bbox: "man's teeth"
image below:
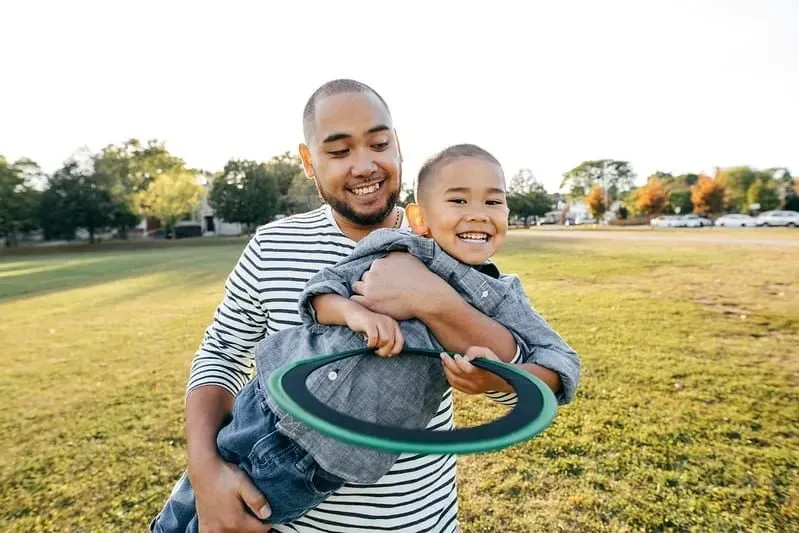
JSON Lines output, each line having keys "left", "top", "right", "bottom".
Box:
{"left": 352, "top": 182, "right": 381, "bottom": 196}
{"left": 459, "top": 232, "right": 489, "bottom": 241}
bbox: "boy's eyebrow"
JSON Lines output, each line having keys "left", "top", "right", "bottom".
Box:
{"left": 321, "top": 125, "right": 390, "bottom": 144}
{"left": 444, "top": 187, "right": 506, "bottom": 194}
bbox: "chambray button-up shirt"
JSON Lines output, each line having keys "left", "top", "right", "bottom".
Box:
{"left": 255, "top": 229, "right": 580, "bottom": 483}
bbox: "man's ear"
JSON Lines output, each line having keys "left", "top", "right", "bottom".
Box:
{"left": 405, "top": 203, "right": 430, "bottom": 236}
{"left": 299, "top": 143, "right": 315, "bottom": 179}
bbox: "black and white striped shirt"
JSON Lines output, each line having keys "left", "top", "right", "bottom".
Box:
{"left": 188, "top": 205, "right": 518, "bottom": 532}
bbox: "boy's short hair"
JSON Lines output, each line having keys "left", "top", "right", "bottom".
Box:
{"left": 303, "top": 79, "right": 391, "bottom": 143}
{"left": 415, "top": 144, "right": 504, "bottom": 200}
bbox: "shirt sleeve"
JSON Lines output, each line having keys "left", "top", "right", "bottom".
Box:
{"left": 485, "top": 274, "right": 581, "bottom": 405}
{"left": 186, "top": 235, "right": 269, "bottom": 397}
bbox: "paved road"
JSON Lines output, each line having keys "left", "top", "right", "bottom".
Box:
{"left": 518, "top": 229, "right": 799, "bottom": 247}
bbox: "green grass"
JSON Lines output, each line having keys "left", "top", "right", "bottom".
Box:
{"left": 1, "top": 235, "right": 797, "bottom": 531}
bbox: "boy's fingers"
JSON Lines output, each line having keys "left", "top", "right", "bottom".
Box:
{"left": 391, "top": 325, "right": 404, "bottom": 355}
{"left": 454, "top": 354, "right": 476, "bottom": 374}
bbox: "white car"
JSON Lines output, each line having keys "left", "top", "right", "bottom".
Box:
{"left": 650, "top": 215, "right": 682, "bottom": 228}
{"left": 756, "top": 210, "right": 799, "bottom": 227}
{"left": 680, "top": 214, "right": 714, "bottom": 227}
{"left": 714, "top": 214, "right": 757, "bottom": 227}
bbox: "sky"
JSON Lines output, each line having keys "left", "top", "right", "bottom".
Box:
{"left": 2, "top": 0, "right": 798, "bottom": 193}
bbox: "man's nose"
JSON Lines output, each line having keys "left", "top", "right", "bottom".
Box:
{"left": 350, "top": 149, "right": 377, "bottom": 177}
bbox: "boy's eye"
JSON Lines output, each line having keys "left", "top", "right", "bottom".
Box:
{"left": 486, "top": 200, "right": 505, "bottom": 205}
{"left": 447, "top": 198, "right": 467, "bottom": 205}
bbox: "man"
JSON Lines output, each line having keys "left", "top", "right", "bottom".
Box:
{"left": 180, "top": 79, "right": 564, "bottom": 533}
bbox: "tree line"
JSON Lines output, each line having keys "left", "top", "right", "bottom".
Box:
{"left": 2, "top": 143, "right": 798, "bottom": 246}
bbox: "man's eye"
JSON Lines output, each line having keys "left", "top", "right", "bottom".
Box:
{"left": 328, "top": 149, "right": 349, "bottom": 157}
{"left": 372, "top": 141, "right": 389, "bottom": 150}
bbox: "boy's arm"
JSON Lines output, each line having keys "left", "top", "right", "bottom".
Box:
{"left": 311, "top": 293, "right": 360, "bottom": 326}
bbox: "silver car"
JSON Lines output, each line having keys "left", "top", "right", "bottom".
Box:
{"left": 680, "top": 214, "right": 714, "bottom": 227}
{"left": 756, "top": 210, "right": 799, "bottom": 227}
{"left": 715, "top": 214, "right": 757, "bottom": 227}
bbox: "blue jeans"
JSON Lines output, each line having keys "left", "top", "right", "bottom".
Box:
{"left": 150, "top": 379, "right": 345, "bottom": 531}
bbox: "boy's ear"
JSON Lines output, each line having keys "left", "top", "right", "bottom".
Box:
{"left": 405, "top": 203, "right": 430, "bottom": 236}
{"left": 299, "top": 143, "right": 315, "bottom": 179}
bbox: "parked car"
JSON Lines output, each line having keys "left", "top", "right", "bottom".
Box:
{"left": 680, "top": 214, "right": 713, "bottom": 227}
{"left": 714, "top": 214, "right": 757, "bottom": 227}
{"left": 756, "top": 210, "right": 799, "bottom": 227}
{"left": 650, "top": 215, "right": 682, "bottom": 228}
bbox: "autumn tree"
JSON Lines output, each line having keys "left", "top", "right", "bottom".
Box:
{"left": 691, "top": 174, "right": 727, "bottom": 215}
{"left": 635, "top": 177, "right": 671, "bottom": 216}
{"left": 586, "top": 184, "right": 607, "bottom": 219}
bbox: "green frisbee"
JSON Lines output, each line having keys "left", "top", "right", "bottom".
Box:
{"left": 266, "top": 347, "right": 558, "bottom": 454}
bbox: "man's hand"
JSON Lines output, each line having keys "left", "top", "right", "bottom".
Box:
{"left": 191, "top": 456, "right": 272, "bottom": 533}
{"left": 440, "top": 346, "right": 507, "bottom": 394}
{"left": 345, "top": 306, "right": 404, "bottom": 357}
{"left": 351, "top": 252, "right": 450, "bottom": 321}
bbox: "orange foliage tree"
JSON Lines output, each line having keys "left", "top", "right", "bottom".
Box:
{"left": 635, "top": 177, "right": 671, "bottom": 215}
{"left": 586, "top": 184, "right": 607, "bottom": 219}
{"left": 691, "top": 174, "right": 727, "bottom": 215}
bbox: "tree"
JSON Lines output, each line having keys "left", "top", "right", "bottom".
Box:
{"left": 747, "top": 179, "right": 780, "bottom": 212}
{"left": 586, "top": 184, "right": 607, "bottom": 219}
{"left": 635, "top": 177, "right": 670, "bottom": 216}
{"left": 715, "top": 166, "right": 759, "bottom": 212}
{"left": 561, "top": 160, "right": 636, "bottom": 202}
{"left": 668, "top": 190, "right": 693, "bottom": 214}
{"left": 94, "top": 138, "right": 188, "bottom": 235}
{"left": 134, "top": 170, "right": 203, "bottom": 231}
{"left": 39, "top": 159, "right": 115, "bottom": 243}
{"left": 397, "top": 186, "right": 415, "bottom": 208}
{"left": 506, "top": 169, "right": 552, "bottom": 226}
{"left": 282, "top": 171, "right": 323, "bottom": 214}
{"left": 266, "top": 152, "right": 304, "bottom": 197}
{"left": 691, "top": 174, "right": 727, "bottom": 215}
{"left": 0, "top": 156, "right": 42, "bottom": 245}
{"left": 208, "top": 159, "right": 281, "bottom": 231}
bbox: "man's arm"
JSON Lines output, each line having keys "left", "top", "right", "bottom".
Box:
{"left": 350, "top": 252, "right": 517, "bottom": 360}
{"left": 184, "top": 236, "right": 273, "bottom": 531}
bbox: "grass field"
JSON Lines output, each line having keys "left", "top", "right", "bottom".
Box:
{"left": 1, "top": 233, "right": 797, "bottom": 532}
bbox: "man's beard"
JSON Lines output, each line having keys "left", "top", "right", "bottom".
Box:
{"left": 316, "top": 180, "right": 400, "bottom": 227}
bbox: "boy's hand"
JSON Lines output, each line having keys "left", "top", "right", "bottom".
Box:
{"left": 346, "top": 307, "right": 404, "bottom": 357}
{"left": 440, "top": 346, "right": 507, "bottom": 394}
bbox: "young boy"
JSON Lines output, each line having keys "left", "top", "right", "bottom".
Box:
{"left": 151, "top": 144, "right": 580, "bottom": 531}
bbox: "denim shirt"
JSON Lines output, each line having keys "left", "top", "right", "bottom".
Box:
{"left": 255, "top": 228, "right": 580, "bottom": 483}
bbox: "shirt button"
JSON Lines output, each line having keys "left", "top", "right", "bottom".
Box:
{"left": 327, "top": 371, "right": 338, "bottom": 381}
{"left": 481, "top": 290, "right": 489, "bottom": 298}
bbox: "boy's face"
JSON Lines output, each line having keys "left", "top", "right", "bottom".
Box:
{"left": 414, "top": 157, "right": 509, "bottom": 265}
{"left": 299, "top": 92, "right": 401, "bottom": 227}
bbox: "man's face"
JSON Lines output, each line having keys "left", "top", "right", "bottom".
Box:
{"left": 417, "top": 157, "right": 509, "bottom": 265}
{"left": 301, "top": 92, "right": 401, "bottom": 226}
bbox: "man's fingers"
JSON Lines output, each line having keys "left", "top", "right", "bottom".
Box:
{"left": 237, "top": 474, "right": 271, "bottom": 521}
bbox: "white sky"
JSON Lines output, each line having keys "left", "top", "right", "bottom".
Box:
{"left": 2, "top": 0, "right": 797, "bottom": 193}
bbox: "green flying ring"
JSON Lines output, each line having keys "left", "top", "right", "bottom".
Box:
{"left": 266, "top": 347, "right": 558, "bottom": 455}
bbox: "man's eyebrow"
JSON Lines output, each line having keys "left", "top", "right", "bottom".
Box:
{"left": 321, "top": 125, "right": 389, "bottom": 144}
{"left": 366, "top": 124, "right": 390, "bottom": 134}
{"left": 321, "top": 133, "right": 351, "bottom": 144}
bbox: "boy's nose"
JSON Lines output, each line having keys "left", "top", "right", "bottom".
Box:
{"left": 466, "top": 210, "right": 489, "bottom": 222}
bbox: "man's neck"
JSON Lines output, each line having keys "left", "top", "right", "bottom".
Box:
{"left": 332, "top": 207, "right": 403, "bottom": 242}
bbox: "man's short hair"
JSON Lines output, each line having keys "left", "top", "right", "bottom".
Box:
{"left": 415, "top": 144, "right": 504, "bottom": 200}
{"left": 303, "top": 79, "right": 391, "bottom": 143}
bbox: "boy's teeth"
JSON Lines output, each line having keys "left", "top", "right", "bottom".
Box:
{"left": 459, "top": 232, "right": 488, "bottom": 241}
{"left": 352, "top": 182, "right": 381, "bottom": 196}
